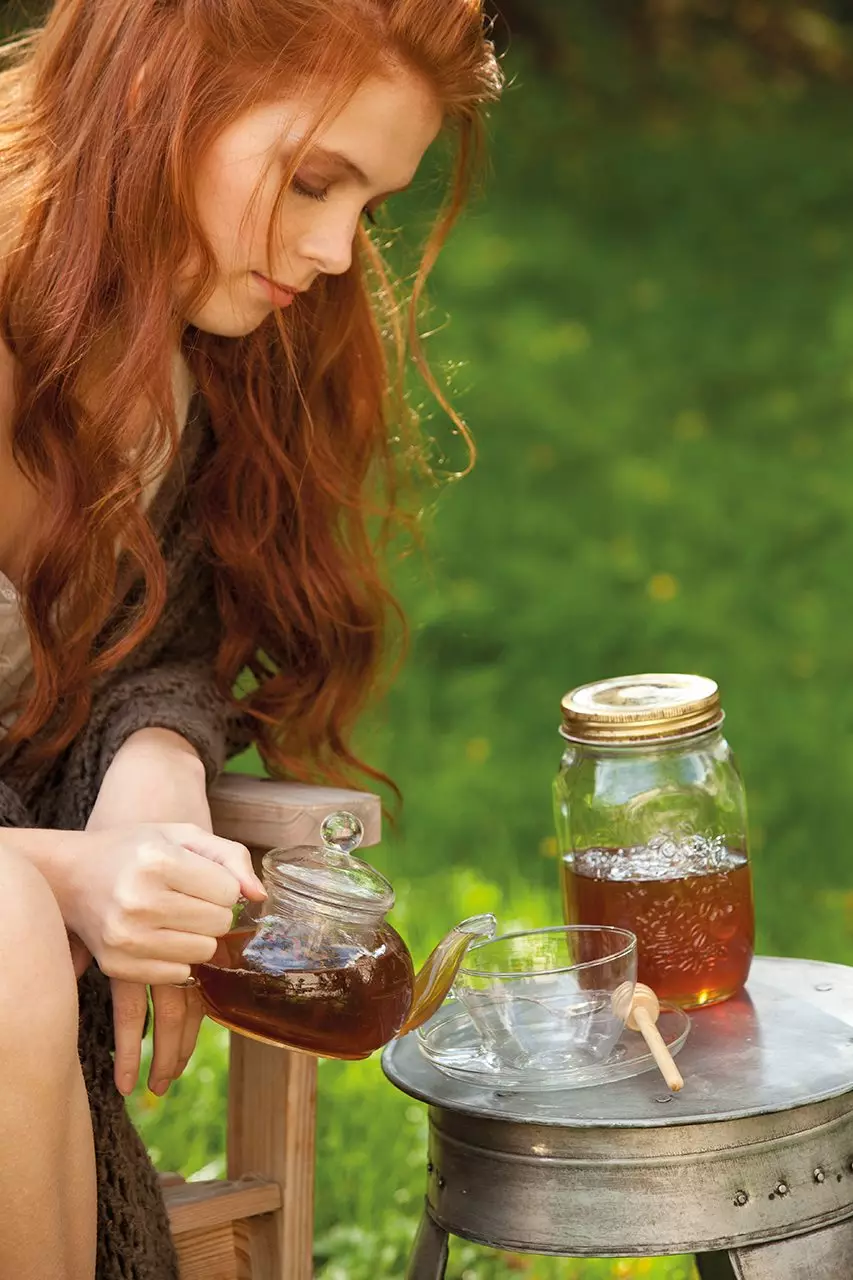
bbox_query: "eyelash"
[292,178,328,202]
[291,178,378,225]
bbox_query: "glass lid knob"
[320,811,365,855]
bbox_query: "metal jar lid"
[560,673,724,745]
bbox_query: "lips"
[252,271,301,308]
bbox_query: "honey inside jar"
[561,839,754,1009]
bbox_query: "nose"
[294,206,357,278]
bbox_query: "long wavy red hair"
[0,0,501,787]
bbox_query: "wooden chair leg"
[174,1223,240,1280]
[204,777,382,1280]
[227,1034,317,1280]
[166,1178,281,1280]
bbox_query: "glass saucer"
[416,998,690,1092]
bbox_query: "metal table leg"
[406,1202,449,1280]
[726,1217,853,1279]
[696,1252,737,1279]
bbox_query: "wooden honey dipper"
[611,982,684,1093]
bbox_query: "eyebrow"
[301,145,413,198]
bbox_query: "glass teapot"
[192,811,496,1059]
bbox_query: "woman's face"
[180,67,443,336]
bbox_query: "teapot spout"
[397,913,497,1038]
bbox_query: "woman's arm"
[87,726,214,832]
[0,727,216,889]
[0,726,211,850]
[0,824,89,892]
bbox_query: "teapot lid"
[263,811,395,914]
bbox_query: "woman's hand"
[76,820,264,1097]
[61,819,262,984]
[75,728,265,1096]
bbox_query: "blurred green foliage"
[489,1,853,88]
[2,1,851,1275]
[133,25,853,1279]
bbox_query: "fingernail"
[150,1078,168,1096]
[119,1074,135,1096]
[254,877,267,897]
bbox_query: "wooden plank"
[173,1222,238,1280]
[209,776,382,850]
[227,1038,318,1280]
[165,1177,281,1235]
[234,1217,279,1280]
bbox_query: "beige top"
[0,357,194,733]
[0,570,31,730]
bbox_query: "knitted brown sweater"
[0,399,252,1279]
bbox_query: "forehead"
[238,68,444,190]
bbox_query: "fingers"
[148,984,205,1095]
[100,955,195,985]
[113,981,206,1099]
[160,844,246,909]
[172,827,266,902]
[111,979,150,1096]
[174,985,205,1083]
[148,890,234,940]
[101,927,219,974]
[148,985,188,1096]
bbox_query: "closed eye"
[292,171,381,226]
[292,177,329,202]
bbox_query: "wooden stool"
[160,776,381,1280]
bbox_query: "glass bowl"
[452,925,637,1072]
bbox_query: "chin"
[183,291,272,338]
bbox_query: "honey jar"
[553,673,754,1010]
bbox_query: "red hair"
[0,0,501,786]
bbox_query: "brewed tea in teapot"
[193,812,495,1058]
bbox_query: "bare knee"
[0,844,79,1066]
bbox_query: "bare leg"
[0,846,96,1279]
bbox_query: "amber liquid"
[561,846,754,1009]
[195,927,414,1059]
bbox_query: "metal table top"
[382,955,853,1129]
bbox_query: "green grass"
[131,50,853,1280]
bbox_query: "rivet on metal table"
[382,957,853,1279]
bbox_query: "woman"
[0,1,501,1276]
